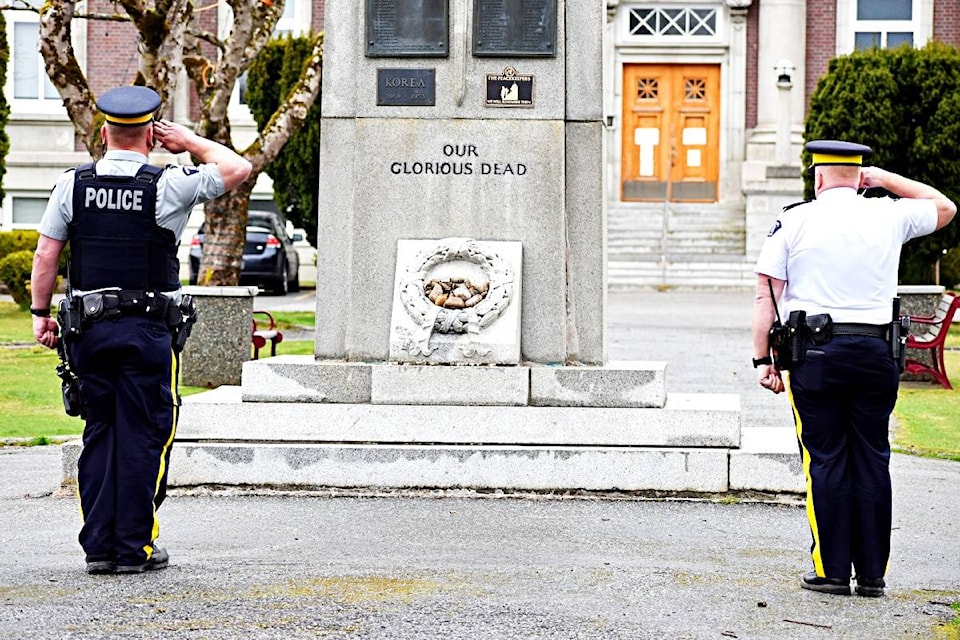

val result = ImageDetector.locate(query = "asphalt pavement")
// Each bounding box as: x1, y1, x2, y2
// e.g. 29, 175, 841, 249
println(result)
1, 289, 958, 639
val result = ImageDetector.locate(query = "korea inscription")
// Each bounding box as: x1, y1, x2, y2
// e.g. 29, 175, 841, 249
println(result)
377, 69, 437, 106
366, 0, 449, 58
473, 0, 557, 57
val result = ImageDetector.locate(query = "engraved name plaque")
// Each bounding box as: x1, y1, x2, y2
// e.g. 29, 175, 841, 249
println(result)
473, 0, 557, 57
366, 0, 449, 58
377, 68, 437, 106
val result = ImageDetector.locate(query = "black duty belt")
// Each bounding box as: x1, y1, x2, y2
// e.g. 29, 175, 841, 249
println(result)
832, 323, 887, 338
72, 289, 171, 323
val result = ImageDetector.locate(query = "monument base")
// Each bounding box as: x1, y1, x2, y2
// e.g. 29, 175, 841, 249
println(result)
60, 358, 805, 494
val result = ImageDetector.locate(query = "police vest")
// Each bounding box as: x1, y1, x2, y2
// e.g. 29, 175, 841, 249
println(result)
68, 163, 180, 292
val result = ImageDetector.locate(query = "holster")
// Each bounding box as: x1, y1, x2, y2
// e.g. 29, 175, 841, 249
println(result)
168, 295, 199, 354
785, 310, 807, 368
891, 315, 910, 373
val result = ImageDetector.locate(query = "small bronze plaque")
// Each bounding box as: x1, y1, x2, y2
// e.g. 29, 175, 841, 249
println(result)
485, 67, 534, 108
377, 68, 437, 106
366, 0, 449, 58
473, 0, 557, 57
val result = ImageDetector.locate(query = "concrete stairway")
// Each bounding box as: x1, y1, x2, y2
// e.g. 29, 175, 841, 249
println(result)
608, 203, 756, 290
62, 357, 804, 495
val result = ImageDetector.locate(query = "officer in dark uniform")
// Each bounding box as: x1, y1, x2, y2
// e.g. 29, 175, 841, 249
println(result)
751, 140, 956, 597
30, 86, 251, 574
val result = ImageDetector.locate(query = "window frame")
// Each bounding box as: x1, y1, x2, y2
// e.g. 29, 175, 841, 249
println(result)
836, 0, 932, 54
3, 5, 86, 118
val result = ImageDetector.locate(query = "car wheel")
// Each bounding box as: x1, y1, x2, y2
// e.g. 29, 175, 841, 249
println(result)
273, 264, 289, 296
289, 267, 300, 293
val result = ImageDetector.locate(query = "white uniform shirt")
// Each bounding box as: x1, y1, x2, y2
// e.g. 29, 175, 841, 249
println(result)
754, 187, 937, 324
38, 150, 227, 297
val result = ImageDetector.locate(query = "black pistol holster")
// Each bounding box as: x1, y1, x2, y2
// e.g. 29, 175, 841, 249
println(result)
168, 294, 198, 354
891, 298, 910, 373
55, 300, 85, 418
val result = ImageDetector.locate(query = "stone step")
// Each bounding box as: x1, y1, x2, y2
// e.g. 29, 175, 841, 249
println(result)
238, 357, 670, 409
177, 385, 739, 448
60, 426, 806, 494
609, 260, 756, 290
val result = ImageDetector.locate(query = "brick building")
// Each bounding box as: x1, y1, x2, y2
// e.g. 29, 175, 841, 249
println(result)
2, 0, 958, 288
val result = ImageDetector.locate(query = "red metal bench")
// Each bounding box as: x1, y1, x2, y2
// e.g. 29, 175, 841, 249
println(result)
904, 292, 959, 390
252, 310, 283, 359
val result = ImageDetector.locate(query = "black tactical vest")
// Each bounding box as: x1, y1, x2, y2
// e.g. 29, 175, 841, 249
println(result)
68, 163, 180, 292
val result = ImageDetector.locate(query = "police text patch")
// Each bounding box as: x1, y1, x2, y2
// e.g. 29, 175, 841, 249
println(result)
767, 220, 782, 237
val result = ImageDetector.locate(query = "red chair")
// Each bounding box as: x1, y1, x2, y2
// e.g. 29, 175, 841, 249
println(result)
252, 310, 283, 359
904, 292, 959, 390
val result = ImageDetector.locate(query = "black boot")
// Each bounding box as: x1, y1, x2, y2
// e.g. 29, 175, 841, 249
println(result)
855, 576, 885, 597
800, 571, 851, 595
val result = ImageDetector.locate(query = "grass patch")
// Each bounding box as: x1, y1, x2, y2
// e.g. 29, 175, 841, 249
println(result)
0, 301, 39, 344
893, 348, 960, 461
0, 302, 315, 440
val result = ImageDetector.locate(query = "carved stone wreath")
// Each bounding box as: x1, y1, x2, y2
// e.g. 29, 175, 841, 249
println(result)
398, 238, 515, 358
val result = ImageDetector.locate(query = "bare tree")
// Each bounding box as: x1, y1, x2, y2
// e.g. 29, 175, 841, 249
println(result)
16, 0, 321, 286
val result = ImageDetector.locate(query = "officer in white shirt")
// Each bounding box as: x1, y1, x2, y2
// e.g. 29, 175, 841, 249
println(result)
752, 139, 955, 597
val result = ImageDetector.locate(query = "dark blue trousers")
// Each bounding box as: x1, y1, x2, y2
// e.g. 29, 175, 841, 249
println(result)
69, 315, 179, 566
787, 335, 898, 580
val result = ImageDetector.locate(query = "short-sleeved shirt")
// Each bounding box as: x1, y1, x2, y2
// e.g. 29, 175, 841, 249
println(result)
39, 150, 225, 242
754, 187, 937, 325
38, 150, 226, 296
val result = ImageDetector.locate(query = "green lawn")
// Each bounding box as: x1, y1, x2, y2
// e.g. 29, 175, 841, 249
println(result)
2, 302, 958, 458
0, 302, 314, 440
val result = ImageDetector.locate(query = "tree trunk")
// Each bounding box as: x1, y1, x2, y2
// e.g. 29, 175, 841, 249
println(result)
195, 182, 254, 286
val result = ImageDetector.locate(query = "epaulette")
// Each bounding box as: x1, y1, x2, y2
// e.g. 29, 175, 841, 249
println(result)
781, 199, 812, 213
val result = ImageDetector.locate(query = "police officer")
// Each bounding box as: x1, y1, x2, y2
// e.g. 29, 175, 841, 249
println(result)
29, 86, 252, 574
751, 140, 956, 597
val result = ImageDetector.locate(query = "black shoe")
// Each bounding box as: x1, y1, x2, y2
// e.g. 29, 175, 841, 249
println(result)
855, 576, 885, 597
115, 544, 169, 574
85, 554, 115, 575
800, 571, 851, 595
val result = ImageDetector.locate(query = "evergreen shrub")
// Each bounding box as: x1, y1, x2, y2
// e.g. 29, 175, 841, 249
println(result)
0, 250, 34, 308
245, 34, 323, 245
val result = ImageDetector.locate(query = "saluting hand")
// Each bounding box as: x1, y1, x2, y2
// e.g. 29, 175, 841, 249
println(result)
152, 119, 193, 155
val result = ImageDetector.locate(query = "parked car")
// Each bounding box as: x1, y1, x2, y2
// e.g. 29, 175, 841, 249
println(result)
188, 211, 300, 295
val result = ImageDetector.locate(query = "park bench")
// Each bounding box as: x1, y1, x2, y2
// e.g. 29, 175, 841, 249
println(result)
251, 310, 283, 359
904, 292, 959, 390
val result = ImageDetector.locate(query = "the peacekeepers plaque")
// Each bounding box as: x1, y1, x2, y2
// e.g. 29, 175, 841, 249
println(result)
377, 69, 437, 106
366, 0, 449, 58
485, 67, 534, 108
473, 0, 557, 57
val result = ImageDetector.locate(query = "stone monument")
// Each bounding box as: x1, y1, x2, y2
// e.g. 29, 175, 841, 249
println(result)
60, 0, 802, 496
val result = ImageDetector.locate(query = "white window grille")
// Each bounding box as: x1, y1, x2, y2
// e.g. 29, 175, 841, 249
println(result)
627, 6, 719, 39
850, 0, 921, 50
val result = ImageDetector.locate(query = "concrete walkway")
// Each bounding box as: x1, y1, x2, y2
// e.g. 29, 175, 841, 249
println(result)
1, 290, 958, 638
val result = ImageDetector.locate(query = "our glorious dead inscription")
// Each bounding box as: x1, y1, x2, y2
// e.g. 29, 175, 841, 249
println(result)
389, 142, 527, 176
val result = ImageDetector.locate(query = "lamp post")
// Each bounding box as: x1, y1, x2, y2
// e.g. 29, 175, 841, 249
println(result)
774, 59, 795, 166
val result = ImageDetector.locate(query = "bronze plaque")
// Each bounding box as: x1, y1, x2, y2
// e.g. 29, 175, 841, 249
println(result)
473, 0, 557, 57
366, 0, 449, 58
485, 67, 534, 108
377, 69, 437, 106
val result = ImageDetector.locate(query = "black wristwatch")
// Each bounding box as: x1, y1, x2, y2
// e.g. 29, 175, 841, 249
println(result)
752, 356, 773, 368
30, 307, 51, 317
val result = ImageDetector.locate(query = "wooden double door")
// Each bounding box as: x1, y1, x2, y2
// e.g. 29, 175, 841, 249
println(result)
621, 63, 720, 202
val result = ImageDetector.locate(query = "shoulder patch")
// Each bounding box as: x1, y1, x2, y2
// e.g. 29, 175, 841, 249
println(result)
767, 220, 782, 237
781, 199, 811, 213
180, 167, 199, 176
